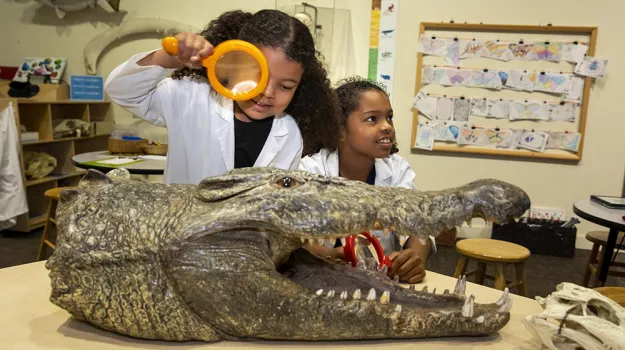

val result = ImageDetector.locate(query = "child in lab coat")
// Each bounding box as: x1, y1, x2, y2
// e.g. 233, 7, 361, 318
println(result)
299, 77, 436, 283
105, 10, 340, 185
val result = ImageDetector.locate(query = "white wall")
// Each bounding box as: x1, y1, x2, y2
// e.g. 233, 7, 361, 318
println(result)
2, 0, 623, 248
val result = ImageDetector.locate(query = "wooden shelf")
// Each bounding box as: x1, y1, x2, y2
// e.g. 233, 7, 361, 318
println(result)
22, 134, 110, 146
1, 98, 113, 232
26, 171, 86, 187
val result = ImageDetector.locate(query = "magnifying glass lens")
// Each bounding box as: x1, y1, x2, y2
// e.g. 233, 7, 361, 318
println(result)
214, 50, 263, 94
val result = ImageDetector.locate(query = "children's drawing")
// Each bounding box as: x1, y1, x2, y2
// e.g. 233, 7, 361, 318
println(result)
381, 29, 395, 36
532, 42, 562, 62
452, 98, 470, 122
562, 43, 588, 63
457, 127, 489, 145
414, 123, 435, 150
445, 69, 471, 85
13, 57, 67, 84
421, 66, 448, 85
485, 128, 512, 145
498, 71, 509, 85
470, 98, 491, 117
434, 122, 464, 142
518, 130, 549, 152
435, 96, 453, 120
459, 40, 487, 59
547, 103, 576, 123
470, 70, 503, 90
505, 70, 534, 91
534, 73, 571, 94
496, 129, 523, 149
508, 43, 535, 60
546, 132, 581, 152
412, 91, 438, 119
487, 99, 510, 119
484, 40, 513, 61
509, 101, 548, 121
444, 39, 460, 65
417, 35, 448, 56
381, 51, 393, 59
574, 56, 608, 78
380, 74, 391, 80
526, 72, 538, 86
563, 76, 585, 102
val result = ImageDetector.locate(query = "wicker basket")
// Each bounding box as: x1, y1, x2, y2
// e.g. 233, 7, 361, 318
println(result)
141, 144, 168, 155
108, 137, 148, 154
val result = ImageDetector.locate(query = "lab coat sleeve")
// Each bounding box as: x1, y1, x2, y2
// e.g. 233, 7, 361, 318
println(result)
104, 50, 177, 127
290, 138, 304, 171
0, 102, 28, 228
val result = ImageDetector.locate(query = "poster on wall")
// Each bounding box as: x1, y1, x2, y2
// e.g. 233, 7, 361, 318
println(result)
368, 0, 398, 97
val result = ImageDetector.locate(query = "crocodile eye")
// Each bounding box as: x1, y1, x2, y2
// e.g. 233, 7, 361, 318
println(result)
277, 177, 297, 188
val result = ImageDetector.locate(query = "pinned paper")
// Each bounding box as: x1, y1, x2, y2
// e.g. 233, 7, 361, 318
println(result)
488, 99, 510, 119
508, 43, 536, 61
563, 76, 585, 102
421, 66, 450, 85
412, 91, 438, 119
484, 40, 513, 61
457, 127, 489, 145
485, 128, 512, 145
470, 98, 490, 117
505, 69, 534, 91
534, 72, 572, 94
452, 98, 470, 122
575, 57, 607, 78
496, 129, 523, 149
509, 101, 548, 121
532, 42, 562, 62
562, 43, 588, 63
546, 131, 581, 152
460, 39, 488, 59
518, 130, 549, 152
434, 121, 463, 142
444, 39, 460, 65
469, 70, 503, 90
417, 35, 448, 56
414, 123, 436, 150
547, 103, 576, 123
436, 96, 453, 120
446, 69, 473, 86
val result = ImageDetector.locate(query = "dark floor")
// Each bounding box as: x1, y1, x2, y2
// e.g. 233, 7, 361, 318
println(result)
1, 229, 623, 299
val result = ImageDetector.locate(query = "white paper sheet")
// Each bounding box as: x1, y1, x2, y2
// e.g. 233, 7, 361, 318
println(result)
457, 127, 489, 145
452, 98, 470, 122
575, 56, 608, 78
417, 35, 448, 56
412, 91, 438, 119
509, 101, 548, 121
414, 123, 436, 150
547, 103, 576, 123
533, 72, 572, 94
546, 131, 581, 152
487, 99, 510, 119
470, 98, 490, 117
518, 130, 549, 152
436, 96, 454, 120
563, 76, 585, 102
562, 43, 588, 63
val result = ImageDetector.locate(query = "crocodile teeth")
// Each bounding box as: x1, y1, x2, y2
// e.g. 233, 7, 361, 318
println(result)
340, 238, 346, 246
378, 265, 388, 274
366, 288, 376, 301
462, 295, 475, 317
340, 291, 348, 300
410, 285, 417, 290
498, 296, 513, 313
454, 275, 466, 295
475, 315, 485, 323
308, 239, 316, 245
353, 289, 361, 300
496, 288, 509, 306
395, 304, 402, 313
432, 288, 437, 294
315, 289, 324, 296
300, 238, 306, 243
327, 290, 335, 298
380, 291, 390, 304
422, 286, 428, 292
444, 289, 450, 294
317, 239, 324, 245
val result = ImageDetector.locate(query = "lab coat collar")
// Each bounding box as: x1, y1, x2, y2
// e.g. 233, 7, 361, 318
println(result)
327, 150, 393, 185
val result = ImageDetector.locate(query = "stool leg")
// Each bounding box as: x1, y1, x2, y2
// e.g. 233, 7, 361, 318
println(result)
454, 255, 469, 278
514, 262, 529, 297
475, 261, 487, 285
582, 243, 600, 287
37, 198, 55, 261
494, 263, 506, 291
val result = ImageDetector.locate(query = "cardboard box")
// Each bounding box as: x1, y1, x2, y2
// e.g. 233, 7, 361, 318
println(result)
0, 80, 69, 101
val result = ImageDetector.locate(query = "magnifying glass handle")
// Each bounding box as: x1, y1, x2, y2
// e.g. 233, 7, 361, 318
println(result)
162, 36, 180, 56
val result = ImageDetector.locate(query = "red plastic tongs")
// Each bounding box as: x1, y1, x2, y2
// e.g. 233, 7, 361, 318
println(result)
343, 232, 392, 271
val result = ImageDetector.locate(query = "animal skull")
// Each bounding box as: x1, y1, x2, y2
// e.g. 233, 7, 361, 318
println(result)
523, 282, 625, 350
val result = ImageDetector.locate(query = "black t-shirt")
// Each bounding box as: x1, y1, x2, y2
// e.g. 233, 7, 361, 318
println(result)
234, 116, 274, 168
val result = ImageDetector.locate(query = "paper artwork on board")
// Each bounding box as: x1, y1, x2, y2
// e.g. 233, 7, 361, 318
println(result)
505, 69, 534, 91
435, 96, 454, 121
457, 127, 489, 146
547, 103, 576, 123
546, 131, 581, 152
470, 98, 491, 117
485, 128, 513, 146
414, 123, 435, 150
487, 99, 510, 119
495, 129, 523, 149
452, 98, 470, 122
459, 39, 488, 59
532, 42, 562, 62
563, 76, 585, 102
518, 130, 549, 152
444, 39, 460, 65
562, 43, 588, 63
484, 40, 513, 61
469, 70, 503, 90
509, 101, 548, 121
412, 91, 438, 119
433, 121, 464, 142
534, 72, 572, 94
575, 57, 607, 78
417, 35, 448, 57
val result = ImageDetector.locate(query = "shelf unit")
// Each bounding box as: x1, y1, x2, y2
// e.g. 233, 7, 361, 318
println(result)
1, 98, 113, 232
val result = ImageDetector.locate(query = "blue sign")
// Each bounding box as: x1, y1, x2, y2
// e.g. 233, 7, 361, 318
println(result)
70, 75, 104, 100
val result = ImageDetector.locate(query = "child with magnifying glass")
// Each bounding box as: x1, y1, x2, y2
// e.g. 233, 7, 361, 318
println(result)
105, 9, 340, 185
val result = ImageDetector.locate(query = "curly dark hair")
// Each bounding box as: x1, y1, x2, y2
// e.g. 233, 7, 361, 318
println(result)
334, 76, 399, 154
172, 9, 340, 156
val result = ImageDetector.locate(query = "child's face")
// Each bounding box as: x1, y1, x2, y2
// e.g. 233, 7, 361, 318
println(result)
343, 90, 394, 159
235, 47, 303, 120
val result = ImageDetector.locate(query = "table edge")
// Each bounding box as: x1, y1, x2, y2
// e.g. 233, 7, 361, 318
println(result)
573, 201, 625, 232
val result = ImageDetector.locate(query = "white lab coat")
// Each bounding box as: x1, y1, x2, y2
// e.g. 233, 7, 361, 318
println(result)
104, 50, 303, 185
299, 149, 437, 255
0, 102, 28, 230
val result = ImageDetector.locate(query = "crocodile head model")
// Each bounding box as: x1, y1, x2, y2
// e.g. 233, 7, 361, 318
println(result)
46, 167, 530, 342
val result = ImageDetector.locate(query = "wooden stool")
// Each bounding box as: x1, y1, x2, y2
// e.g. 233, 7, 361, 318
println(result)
454, 238, 531, 297
594, 287, 625, 307
36, 187, 74, 261
582, 231, 625, 288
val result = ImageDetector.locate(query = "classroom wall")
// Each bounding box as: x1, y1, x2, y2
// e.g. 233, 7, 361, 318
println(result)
2, 0, 623, 248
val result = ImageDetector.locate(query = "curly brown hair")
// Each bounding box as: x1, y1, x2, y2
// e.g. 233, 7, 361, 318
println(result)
172, 9, 340, 156
334, 76, 399, 154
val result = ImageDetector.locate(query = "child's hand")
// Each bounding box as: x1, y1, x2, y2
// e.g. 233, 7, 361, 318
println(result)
174, 32, 214, 69
388, 248, 426, 283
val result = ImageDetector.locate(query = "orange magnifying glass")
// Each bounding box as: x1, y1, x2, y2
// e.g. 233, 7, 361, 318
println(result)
162, 36, 269, 101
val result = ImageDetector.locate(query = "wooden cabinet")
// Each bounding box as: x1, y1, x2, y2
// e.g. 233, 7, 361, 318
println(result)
1, 98, 113, 232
